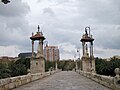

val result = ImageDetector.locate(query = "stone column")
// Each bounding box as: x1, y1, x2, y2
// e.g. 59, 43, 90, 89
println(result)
76, 60, 78, 70
82, 42, 85, 56
36, 39, 43, 58
40, 39, 43, 54
91, 41, 96, 73
91, 42, 94, 57
32, 40, 34, 58
56, 61, 58, 70
89, 43, 92, 68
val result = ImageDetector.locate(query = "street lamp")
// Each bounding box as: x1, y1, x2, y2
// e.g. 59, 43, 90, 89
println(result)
77, 48, 80, 60
77, 48, 81, 70
1, 0, 10, 4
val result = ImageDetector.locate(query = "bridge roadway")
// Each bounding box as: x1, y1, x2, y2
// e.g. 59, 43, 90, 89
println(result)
13, 71, 110, 90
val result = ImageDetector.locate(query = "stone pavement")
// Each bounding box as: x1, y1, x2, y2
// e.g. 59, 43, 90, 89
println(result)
13, 71, 110, 90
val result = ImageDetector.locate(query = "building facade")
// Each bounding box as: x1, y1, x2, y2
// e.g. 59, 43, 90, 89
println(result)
18, 52, 36, 58
0, 56, 17, 63
44, 45, 59, 61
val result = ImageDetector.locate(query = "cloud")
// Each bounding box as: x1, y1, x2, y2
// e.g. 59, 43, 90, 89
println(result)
55, 0, 120, 25
92, 25, 120, 49
0, 0, 31, 56
34, 0, 120, 59
0, 0, 30, 17
0, 0, 120, 59
43, 7, 55, 16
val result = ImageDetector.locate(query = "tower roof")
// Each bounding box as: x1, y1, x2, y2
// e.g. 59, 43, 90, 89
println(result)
30, 25, 45, 41
80, 27, 94, 42
81, 34, 94, 42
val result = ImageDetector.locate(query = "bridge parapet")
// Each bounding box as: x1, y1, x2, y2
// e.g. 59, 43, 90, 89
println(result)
76, 69, 120, 90
0, 69, 61, 90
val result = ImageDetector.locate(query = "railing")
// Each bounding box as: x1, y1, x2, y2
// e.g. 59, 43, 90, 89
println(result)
0, 69, 61, 90
76, 68, 120, 90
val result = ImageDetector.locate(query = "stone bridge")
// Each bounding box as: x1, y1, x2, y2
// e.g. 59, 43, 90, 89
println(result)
13, 71, 110, 90
1, 70, 120, 90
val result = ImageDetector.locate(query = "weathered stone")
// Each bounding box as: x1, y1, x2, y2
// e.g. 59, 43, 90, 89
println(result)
13, 71, 109, 90
0, 70, 59, 90
9, 82, 15, 89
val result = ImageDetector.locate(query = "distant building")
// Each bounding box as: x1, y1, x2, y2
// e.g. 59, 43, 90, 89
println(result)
18, 52, 36, 58
44, 45, 59, 61
113, 55, 120, 59
0, 56, 17, 63
104, 55, 120, 61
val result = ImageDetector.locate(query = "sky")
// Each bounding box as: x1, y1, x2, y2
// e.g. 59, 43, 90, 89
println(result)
0, 0, 120, 59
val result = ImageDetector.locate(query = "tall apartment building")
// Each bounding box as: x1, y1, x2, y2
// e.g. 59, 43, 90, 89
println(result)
44, 45, 59, 61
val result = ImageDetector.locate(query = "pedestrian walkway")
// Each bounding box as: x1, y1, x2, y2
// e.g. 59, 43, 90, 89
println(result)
13, 71, 110, 90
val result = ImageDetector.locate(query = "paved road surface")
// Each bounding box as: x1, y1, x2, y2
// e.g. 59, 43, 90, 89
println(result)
13, 71, 110, 90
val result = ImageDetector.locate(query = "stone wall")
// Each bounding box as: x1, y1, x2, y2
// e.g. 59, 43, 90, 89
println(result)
0, 70, 60, 90
76, 70, 120, 90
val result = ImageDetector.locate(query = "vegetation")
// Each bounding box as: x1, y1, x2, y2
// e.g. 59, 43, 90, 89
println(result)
1, 56, 120, 79
45, 60, 56, 72
76, 60, 82, 70
0, 58, 30, 79
0, 63, 11, 79
95, 57, 120, 76
58, 60, 75, 71
45, 60, 75, 71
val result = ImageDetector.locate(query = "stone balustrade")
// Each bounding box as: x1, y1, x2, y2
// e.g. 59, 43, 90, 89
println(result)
0, 70, 61, 90
76, 69, 120, 90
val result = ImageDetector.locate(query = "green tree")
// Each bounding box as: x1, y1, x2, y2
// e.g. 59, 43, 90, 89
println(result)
0, 63, 11, 79
9, 63, 27, 77
15, 58, 30, 69
8, 58, 30, 77
45, 60, 56, 72
58, 60, 75, 71
95, 57, 120, 76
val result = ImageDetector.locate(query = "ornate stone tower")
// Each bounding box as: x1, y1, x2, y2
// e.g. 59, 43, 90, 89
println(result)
80, 27, 95, 72
30, 25, 45, 74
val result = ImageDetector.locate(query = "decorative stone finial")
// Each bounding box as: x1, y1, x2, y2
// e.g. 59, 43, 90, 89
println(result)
85, 28, 88, 35
114, 68, 120, 77
85, 26, 91, 36
32, 32, 34, 36
38, 25, 40, 32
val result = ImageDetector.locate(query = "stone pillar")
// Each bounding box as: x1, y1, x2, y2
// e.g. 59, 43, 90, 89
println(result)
38, 40, 42, 54
91, 41, 95, 73
40, 39, 43, 54
91, 42, 94, 60
32, 40, 34, 58
75, 60, 78, 70
89, 43, 92, 68
85, 44, 88, 55
55, 61, 58, 70
82, 42, 85, 56
36, 39, 43, 58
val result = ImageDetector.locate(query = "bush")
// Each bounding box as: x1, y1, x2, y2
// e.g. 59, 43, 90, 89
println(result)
95, 57, 120, 76
0, 63, 11, 79
0, 58, 30, 79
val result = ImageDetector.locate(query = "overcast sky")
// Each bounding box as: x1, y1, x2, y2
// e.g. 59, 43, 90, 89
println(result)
0, 0, 120, 59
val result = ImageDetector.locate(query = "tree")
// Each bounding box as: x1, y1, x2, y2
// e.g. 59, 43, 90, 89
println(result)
0, 63, 11, 79
58, 60, 75, 71
95, 57, 120, 76
9, 63, 27, 77
45, 60, 56, 72
9, 58, 30, 76
15, 58, 30, 69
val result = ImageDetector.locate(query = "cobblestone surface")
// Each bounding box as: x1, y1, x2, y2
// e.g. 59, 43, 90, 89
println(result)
13, 71, 110, 90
